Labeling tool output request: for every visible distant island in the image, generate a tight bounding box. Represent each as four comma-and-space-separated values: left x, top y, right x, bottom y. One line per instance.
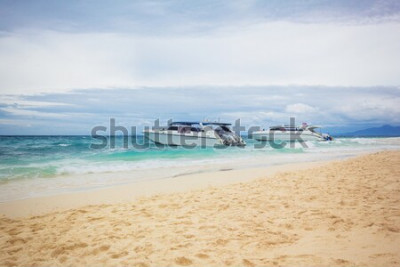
339, 125, 400, 137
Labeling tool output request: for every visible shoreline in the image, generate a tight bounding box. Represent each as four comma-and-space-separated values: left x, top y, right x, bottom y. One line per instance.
0, 145, 384, 204
0, 149, 393, 218
0, 160, 327, 218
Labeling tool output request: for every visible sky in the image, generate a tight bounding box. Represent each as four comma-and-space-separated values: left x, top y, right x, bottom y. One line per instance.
0, 0, 400, 135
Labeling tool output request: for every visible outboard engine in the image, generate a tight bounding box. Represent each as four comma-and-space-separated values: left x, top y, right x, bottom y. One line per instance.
218, 130, 246, 146
322, 133, 333, 141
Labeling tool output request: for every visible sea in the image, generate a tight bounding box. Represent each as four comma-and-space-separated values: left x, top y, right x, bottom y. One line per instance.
0, 135, 399, 202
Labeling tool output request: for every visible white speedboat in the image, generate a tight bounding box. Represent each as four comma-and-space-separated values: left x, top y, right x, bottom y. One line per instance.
143, 121, 246, 147
252, 124, 332, 142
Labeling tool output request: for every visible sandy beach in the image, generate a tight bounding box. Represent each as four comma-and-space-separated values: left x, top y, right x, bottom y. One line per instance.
1, 150, 399, 266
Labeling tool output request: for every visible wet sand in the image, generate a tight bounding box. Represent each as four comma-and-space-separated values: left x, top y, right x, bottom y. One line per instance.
1, 150, 399, 266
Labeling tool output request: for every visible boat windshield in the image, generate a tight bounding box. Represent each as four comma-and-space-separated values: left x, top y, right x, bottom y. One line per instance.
167, 126, 178, 131
167, 122, 232, 133
270, 126, 303, 131
203, 124, 232, 132
308, 128, 317, 133
167, 123, 202, 133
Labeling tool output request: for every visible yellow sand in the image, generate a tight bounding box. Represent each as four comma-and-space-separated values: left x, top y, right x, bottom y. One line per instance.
1, 151, 400, 266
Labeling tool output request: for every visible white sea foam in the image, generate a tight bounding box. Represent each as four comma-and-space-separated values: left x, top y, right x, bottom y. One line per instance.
349, 138, 377, 145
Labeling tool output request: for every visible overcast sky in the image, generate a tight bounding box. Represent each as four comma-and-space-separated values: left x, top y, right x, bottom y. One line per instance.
0, 0, 400, 134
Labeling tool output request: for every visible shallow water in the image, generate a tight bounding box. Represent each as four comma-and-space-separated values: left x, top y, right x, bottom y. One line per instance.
0, 136, 399, 201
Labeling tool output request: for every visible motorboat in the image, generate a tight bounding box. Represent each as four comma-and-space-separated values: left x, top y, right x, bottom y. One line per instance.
143, 121, 246, 147
252, 123, 332, 142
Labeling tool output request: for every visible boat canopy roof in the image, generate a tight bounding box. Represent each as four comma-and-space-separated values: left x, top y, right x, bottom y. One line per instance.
269, 125, 321, 130
169, 121, 231, 126
307, 125, 321, 130
169, 121, 199, 126
202, 122, 231, 126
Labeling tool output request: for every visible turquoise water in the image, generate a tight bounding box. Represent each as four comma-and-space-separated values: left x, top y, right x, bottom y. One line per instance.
1, 135, 399, 183
0, 135, 399, 201
0, 136, 219, 181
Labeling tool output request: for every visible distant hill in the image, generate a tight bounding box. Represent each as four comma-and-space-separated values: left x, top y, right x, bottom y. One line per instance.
340, 125, 400, 137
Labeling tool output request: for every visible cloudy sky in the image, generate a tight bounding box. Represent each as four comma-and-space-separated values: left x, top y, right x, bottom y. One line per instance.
0, 0, 400, 134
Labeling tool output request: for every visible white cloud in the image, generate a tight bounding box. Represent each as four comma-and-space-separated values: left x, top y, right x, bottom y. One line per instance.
0, 95, 72, 107
0, 21, 400, 95
1, 107, 68, 118
0, 31, 139, 94
285, 103, 317, 114
0, 119, 34, 126
332, 95, 400, 122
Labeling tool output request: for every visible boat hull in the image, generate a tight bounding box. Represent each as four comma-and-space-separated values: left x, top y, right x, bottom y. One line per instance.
144, 131, 224, 147
252, 130, 324, 142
